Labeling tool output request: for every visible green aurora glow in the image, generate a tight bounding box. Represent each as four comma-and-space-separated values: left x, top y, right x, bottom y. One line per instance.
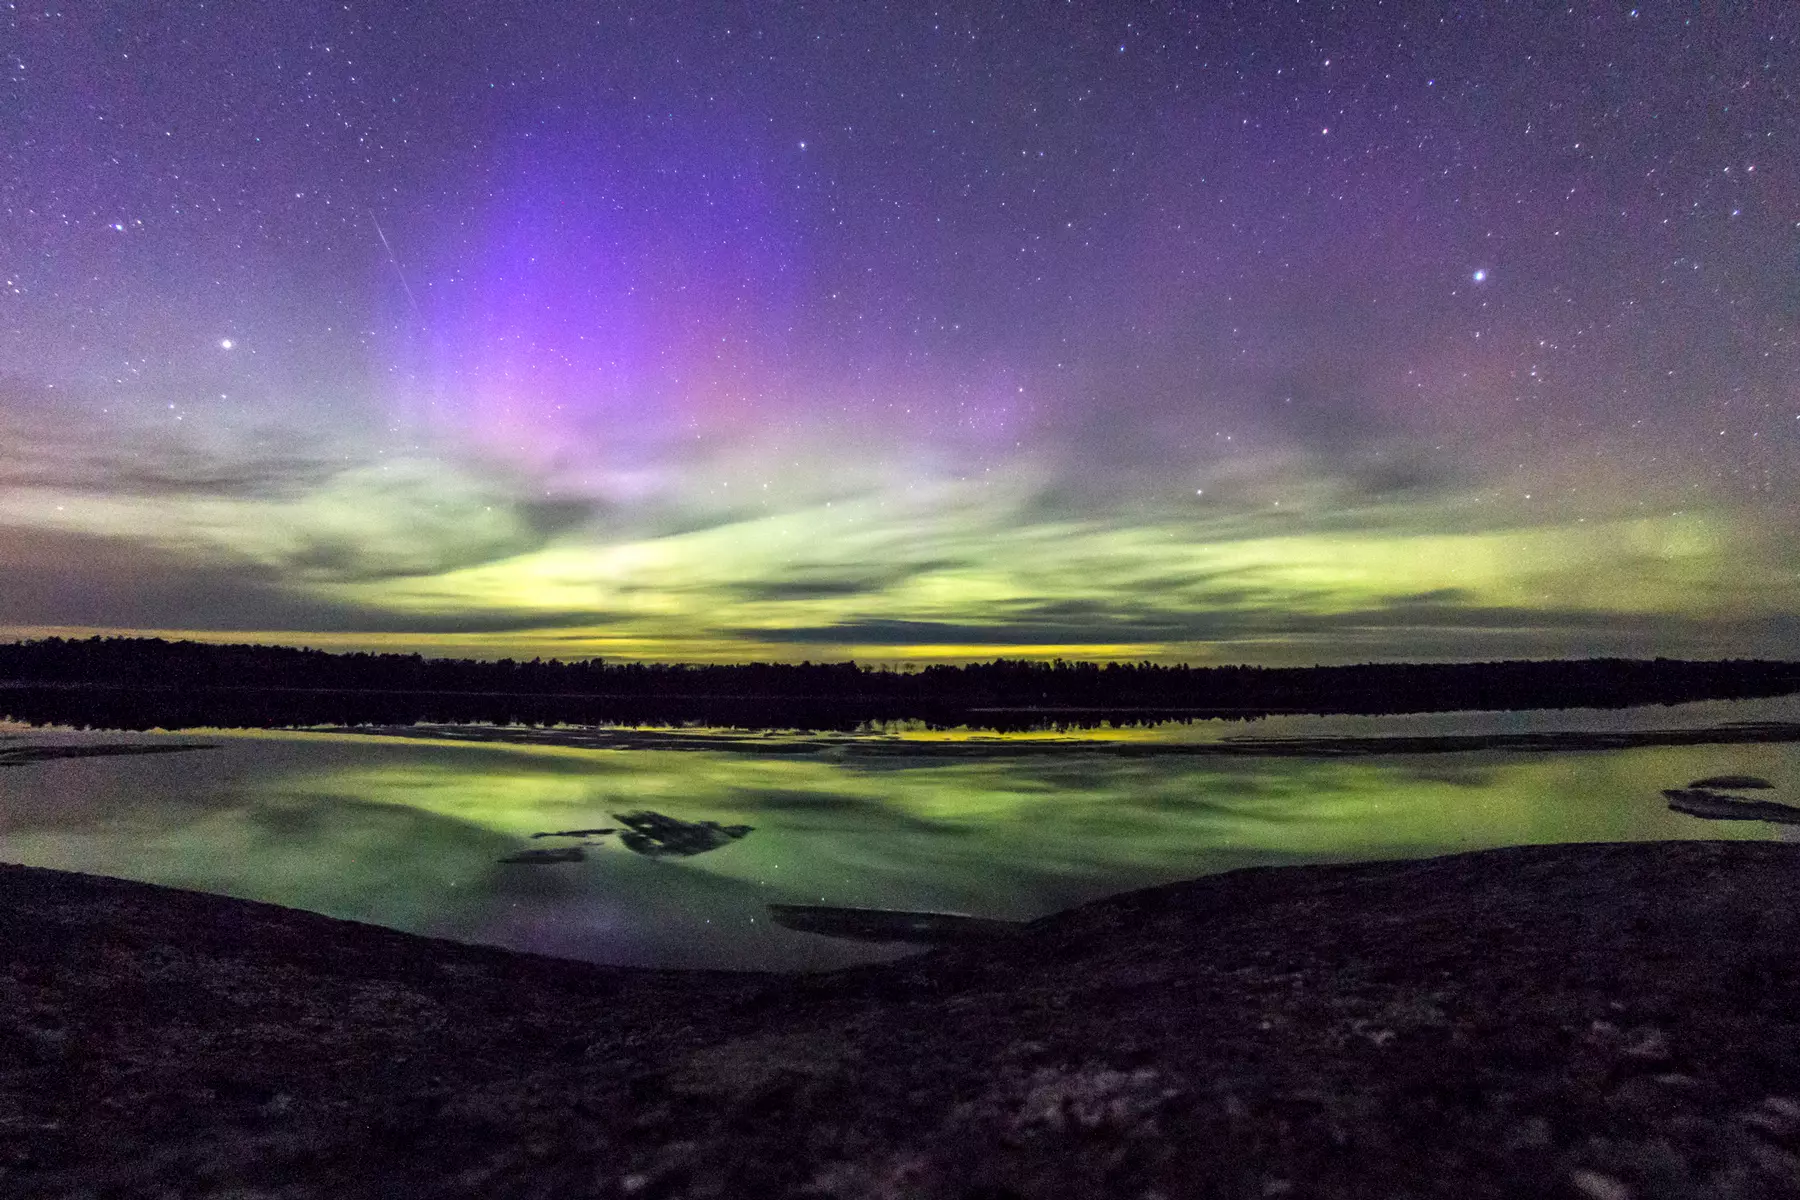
5, 5, 1796, 664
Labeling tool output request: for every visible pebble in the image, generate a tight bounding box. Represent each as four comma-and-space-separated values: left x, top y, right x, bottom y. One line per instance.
1621, 1027, 1670, 1060
1749, 1142, 1800, 1178
1766, 1096, 1800, 1122
1570, 1169, 1632, 1200
1742, 1096, 1800, 1140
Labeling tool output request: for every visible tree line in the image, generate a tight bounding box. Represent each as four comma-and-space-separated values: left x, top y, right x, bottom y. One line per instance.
2, 636, 1798, 731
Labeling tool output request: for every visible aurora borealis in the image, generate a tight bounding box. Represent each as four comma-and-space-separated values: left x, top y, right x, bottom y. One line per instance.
3, 4, 1797, 664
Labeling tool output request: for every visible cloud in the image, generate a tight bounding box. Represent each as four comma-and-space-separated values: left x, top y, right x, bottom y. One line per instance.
0, 379, 338, 498
742, 598, 1800, 662
0, 455, 598, 586
731, 559, 964, 603
0, 382, 611, 585
0, 527, 615, 635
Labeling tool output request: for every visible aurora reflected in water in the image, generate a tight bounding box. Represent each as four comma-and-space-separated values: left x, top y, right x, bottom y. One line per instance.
4, 702, 1794, 971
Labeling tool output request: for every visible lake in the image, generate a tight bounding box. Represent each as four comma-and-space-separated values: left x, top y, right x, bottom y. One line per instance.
3, 697, 1797, 970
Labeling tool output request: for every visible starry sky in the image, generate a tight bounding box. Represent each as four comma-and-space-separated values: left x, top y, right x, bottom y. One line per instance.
3, 2, 1797, 665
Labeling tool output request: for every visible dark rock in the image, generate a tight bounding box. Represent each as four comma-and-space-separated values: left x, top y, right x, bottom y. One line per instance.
1663, 789, 1800, 825
0, 742, 214, 767
611, 811, 753, 857
4, 841, 1800, 1198
496, 846, 587, 865
529, 828, 617, 839
768, 905, 1024, 944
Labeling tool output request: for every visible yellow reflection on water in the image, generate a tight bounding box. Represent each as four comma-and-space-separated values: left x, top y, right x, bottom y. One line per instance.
1, 725, 1788, 968
274, 736, 1783, 914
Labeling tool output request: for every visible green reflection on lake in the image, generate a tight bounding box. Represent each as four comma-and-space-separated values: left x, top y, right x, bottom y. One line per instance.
0, 726, 1789, 969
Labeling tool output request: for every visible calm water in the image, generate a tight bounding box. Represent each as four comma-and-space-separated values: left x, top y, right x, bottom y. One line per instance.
3, 698, 1797, 971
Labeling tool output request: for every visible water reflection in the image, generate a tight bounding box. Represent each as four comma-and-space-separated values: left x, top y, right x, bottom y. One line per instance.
1, 711, 1795, 970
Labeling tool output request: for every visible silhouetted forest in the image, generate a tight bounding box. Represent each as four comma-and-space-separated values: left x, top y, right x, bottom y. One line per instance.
2, 637, 1798, 731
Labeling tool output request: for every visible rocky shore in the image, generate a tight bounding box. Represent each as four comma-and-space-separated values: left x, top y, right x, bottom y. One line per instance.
3, 840, 1798, 1199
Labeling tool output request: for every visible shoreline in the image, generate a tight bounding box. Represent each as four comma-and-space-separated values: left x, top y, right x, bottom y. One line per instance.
9, 717, 1800, 760
4, 841, 1798, 1197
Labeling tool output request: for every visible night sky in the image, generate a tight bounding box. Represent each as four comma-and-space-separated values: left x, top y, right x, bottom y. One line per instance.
4, 3, 1797, 665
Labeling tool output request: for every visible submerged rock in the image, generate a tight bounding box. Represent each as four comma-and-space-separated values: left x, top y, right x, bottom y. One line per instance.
1664, 788, 1800, 825
1686, 774, 1774, 790
0, 742, 214, 767
611, 811, 753, 857
768, 904, 1024, 944
496, 846, 587, 865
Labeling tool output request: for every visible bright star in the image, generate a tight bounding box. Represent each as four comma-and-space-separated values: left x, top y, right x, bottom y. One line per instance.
219, 338, 234, 350
1472, 269, 1488, 283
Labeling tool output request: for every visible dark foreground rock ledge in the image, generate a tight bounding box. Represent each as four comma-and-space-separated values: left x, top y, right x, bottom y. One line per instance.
4, 841, 1798, 1199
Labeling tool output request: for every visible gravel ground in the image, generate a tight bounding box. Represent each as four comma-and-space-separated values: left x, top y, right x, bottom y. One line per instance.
3, 840, 1797, 1199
